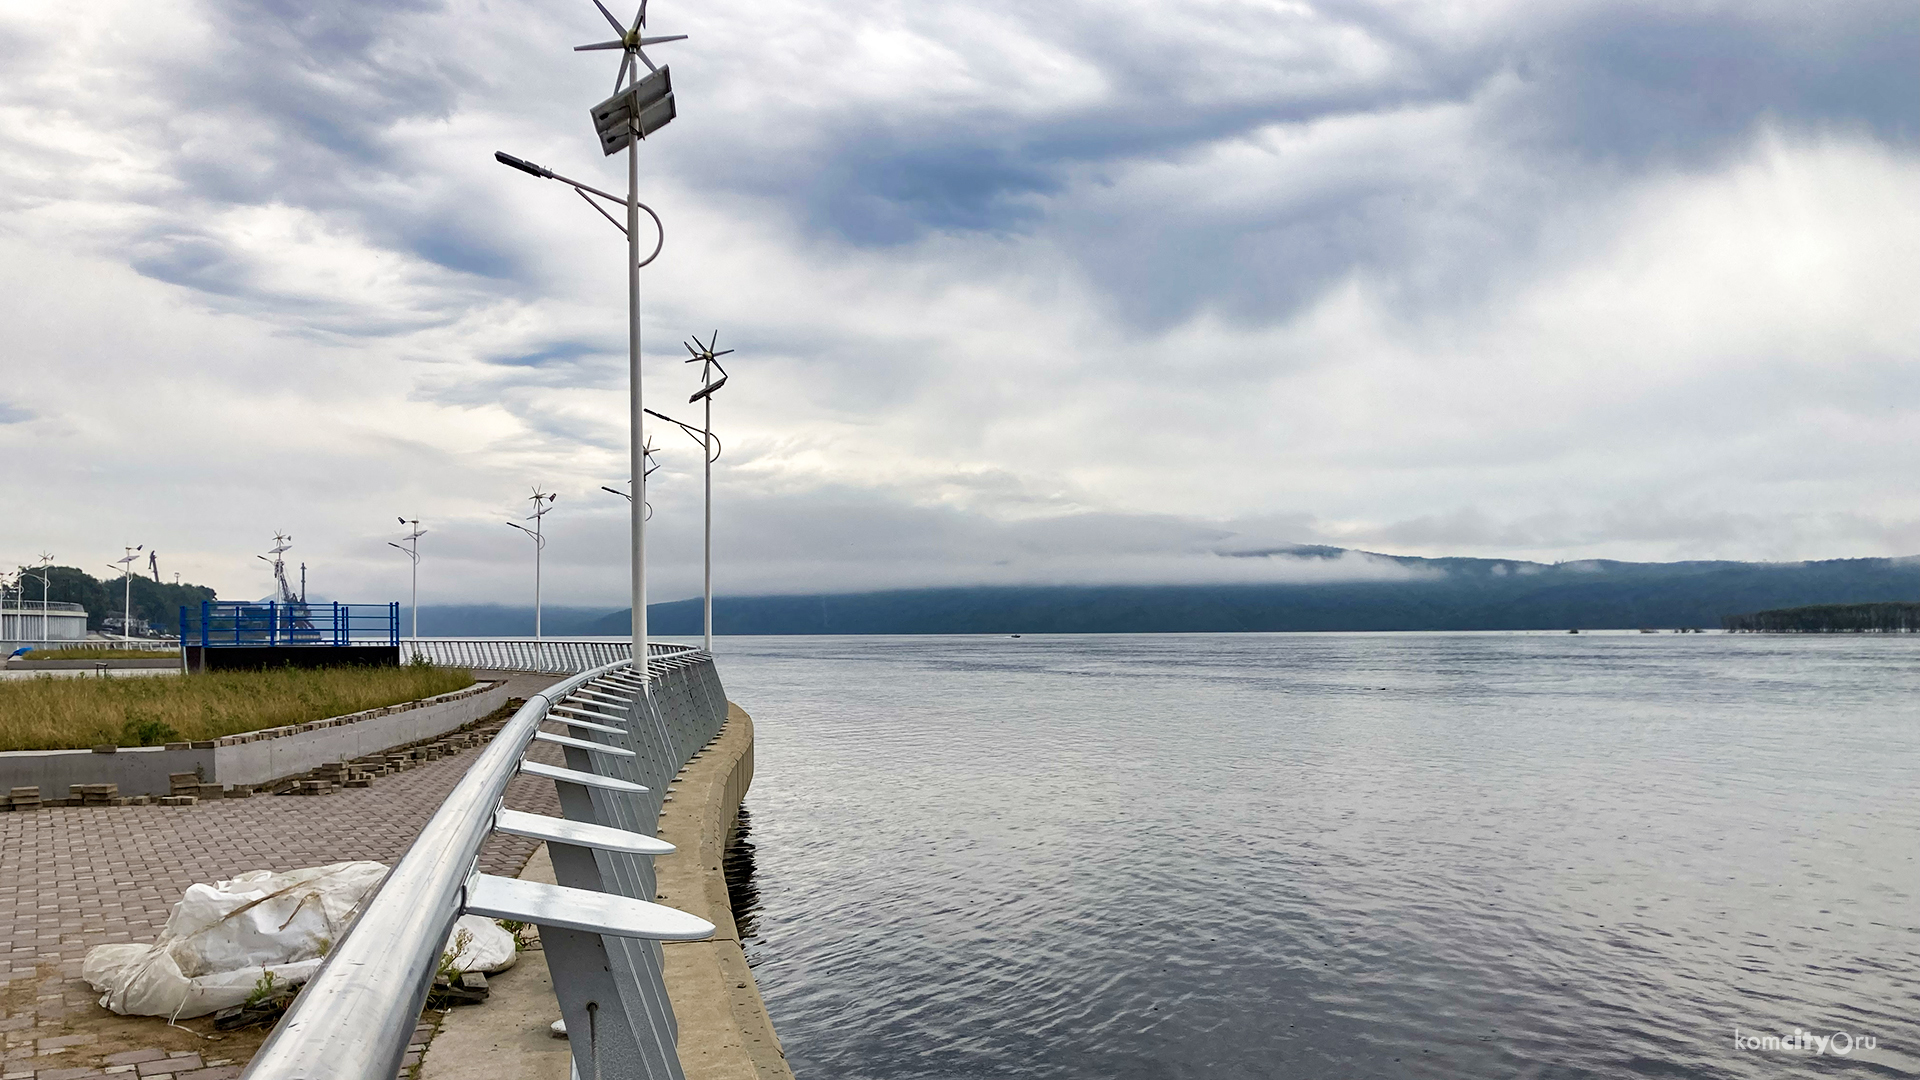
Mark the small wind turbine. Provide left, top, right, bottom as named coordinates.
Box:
left=574, top=0, right=687, bottom=91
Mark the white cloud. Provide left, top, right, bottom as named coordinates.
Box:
left=0, top=0, right=1915, bottom=605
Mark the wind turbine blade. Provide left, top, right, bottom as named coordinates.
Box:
left=590, top=0, right=626, bottom=35
left=632, top=0, right=647, bottom=32
left=574, top=40, right=625, bottom=51
left=637, top=34, right=687, bottom=45
left=616, top=51, right=633, bottom=90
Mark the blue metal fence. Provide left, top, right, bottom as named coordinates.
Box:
left=181, top=601, right=401, bottom=648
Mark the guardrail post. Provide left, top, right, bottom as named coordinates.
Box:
left=540, top=671, right=687, bottom=1077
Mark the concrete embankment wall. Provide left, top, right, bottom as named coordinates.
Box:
left=655, top=703, right=791, bottom=1080
left=0, top=681, right=507, bottom=796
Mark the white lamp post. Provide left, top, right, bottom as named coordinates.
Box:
left=505, top=488, right=558, bottom=651
left=497, top=2, right=682, bottom=689
left=646, top=330, right=729, bottom=655
left=31, top=553, right=52, bottom=643
left=389, top=518, right=426, bottom=648
left=110, top=545, right=142, bottom=641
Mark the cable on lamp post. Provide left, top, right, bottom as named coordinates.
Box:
left=496, top=0, right=683, bottom=686
left=505, top=488, right=558, bottom=651
left=389, top=518, right=426, bottom=652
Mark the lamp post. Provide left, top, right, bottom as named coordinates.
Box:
left=688, top=332, right=729, bottom=654
left=497, top=2, right=681, bottom=686
left=505, top=488, right=558, bottom=647
left=111, top=545, right=142, bottom=641
left=30, top=553, right=52, bottom=644
left=389, top=518, right=426, bottom=647
left=646, top=331, right=728, bottom=654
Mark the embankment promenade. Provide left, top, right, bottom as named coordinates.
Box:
left=0, top=672, right=783, bottom=1080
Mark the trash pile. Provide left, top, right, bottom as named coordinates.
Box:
left=82, top=862, right=516, bottom=1020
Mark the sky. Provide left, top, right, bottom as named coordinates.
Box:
left=1, top=0, right=1916, bottom=608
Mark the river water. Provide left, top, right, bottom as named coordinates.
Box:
left=706, top=632, right=1919, bottom=1078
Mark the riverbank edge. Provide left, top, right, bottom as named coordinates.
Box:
left=656, top=702, right=792, bottom=1080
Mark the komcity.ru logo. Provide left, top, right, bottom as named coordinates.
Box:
left=1734, top=1027, right=1878, bottom=1056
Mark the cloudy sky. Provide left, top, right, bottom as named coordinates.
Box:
left=1, top=0, right=1916, bottom=608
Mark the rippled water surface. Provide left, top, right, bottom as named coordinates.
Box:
left=707, top=633, right=1919, bottom=1078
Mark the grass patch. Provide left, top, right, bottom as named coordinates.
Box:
left=12, top=647, right=182, bottom=661
left=0, top=665, right=476, bottom=751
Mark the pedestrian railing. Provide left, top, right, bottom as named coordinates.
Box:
left=401, top=637, right=686, bottom=674
left=243, top=643, right=729, bottom=1080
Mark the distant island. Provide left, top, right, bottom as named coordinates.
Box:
left=1723, top=602, right=1920, bottom=633
left=428, top=549, right=1920, bottom=636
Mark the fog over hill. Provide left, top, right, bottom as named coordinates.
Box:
left=418, top=549, right=1920, bottom=636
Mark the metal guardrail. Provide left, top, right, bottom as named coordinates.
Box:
left=401, top=637, right=686, bottom=674
left=244, top=642, right=728, bottom=1080
left=6, top=637, right=179, bottom=653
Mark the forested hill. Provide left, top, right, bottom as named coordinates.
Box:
left=33, top=566, right=217, bottom=632
left=580, top=553, right=1920, bottom=635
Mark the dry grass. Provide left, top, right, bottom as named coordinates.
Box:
left=12, top=646, right=182, bottom=660
left=0, top=664, right=475, bottom=750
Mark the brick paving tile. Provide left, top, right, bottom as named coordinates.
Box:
left=0, top=673, right=567, bottom=1080
left=0, top=710, right=559, bottom=981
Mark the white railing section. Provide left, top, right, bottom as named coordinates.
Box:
left=243, top=643, right=730, bottom=1080
left=5, top=637, right=179, bottom=653
left=401, top=637, right=687, bottom=674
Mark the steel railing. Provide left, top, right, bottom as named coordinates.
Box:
left=243, top=643, right=727, bottom=1080
left=400, top=637, right=688, bottom=674
left=4, top=637, right=179, bottom=652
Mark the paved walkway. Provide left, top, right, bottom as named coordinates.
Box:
left=0, top=672, right=564, bottom=1079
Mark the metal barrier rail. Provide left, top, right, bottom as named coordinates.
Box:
left=6, top=637, right=179, bottom=652
left=401, top=637, right=689, bottom=674
left=0, top=601, right=87, bottom=614
left=243, top=646, right=731, bottom=1080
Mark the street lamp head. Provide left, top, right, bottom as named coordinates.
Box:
left=494, top=151, right=556, bottom=180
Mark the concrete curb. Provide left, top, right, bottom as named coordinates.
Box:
left=0, top=681, right=506, bottom=797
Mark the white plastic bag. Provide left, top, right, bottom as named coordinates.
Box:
left=83, top=862, right=517, bottom=1019
left=83, top=861, right=387, bottom=1018
left=444, top=914, right=519, bottom=975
